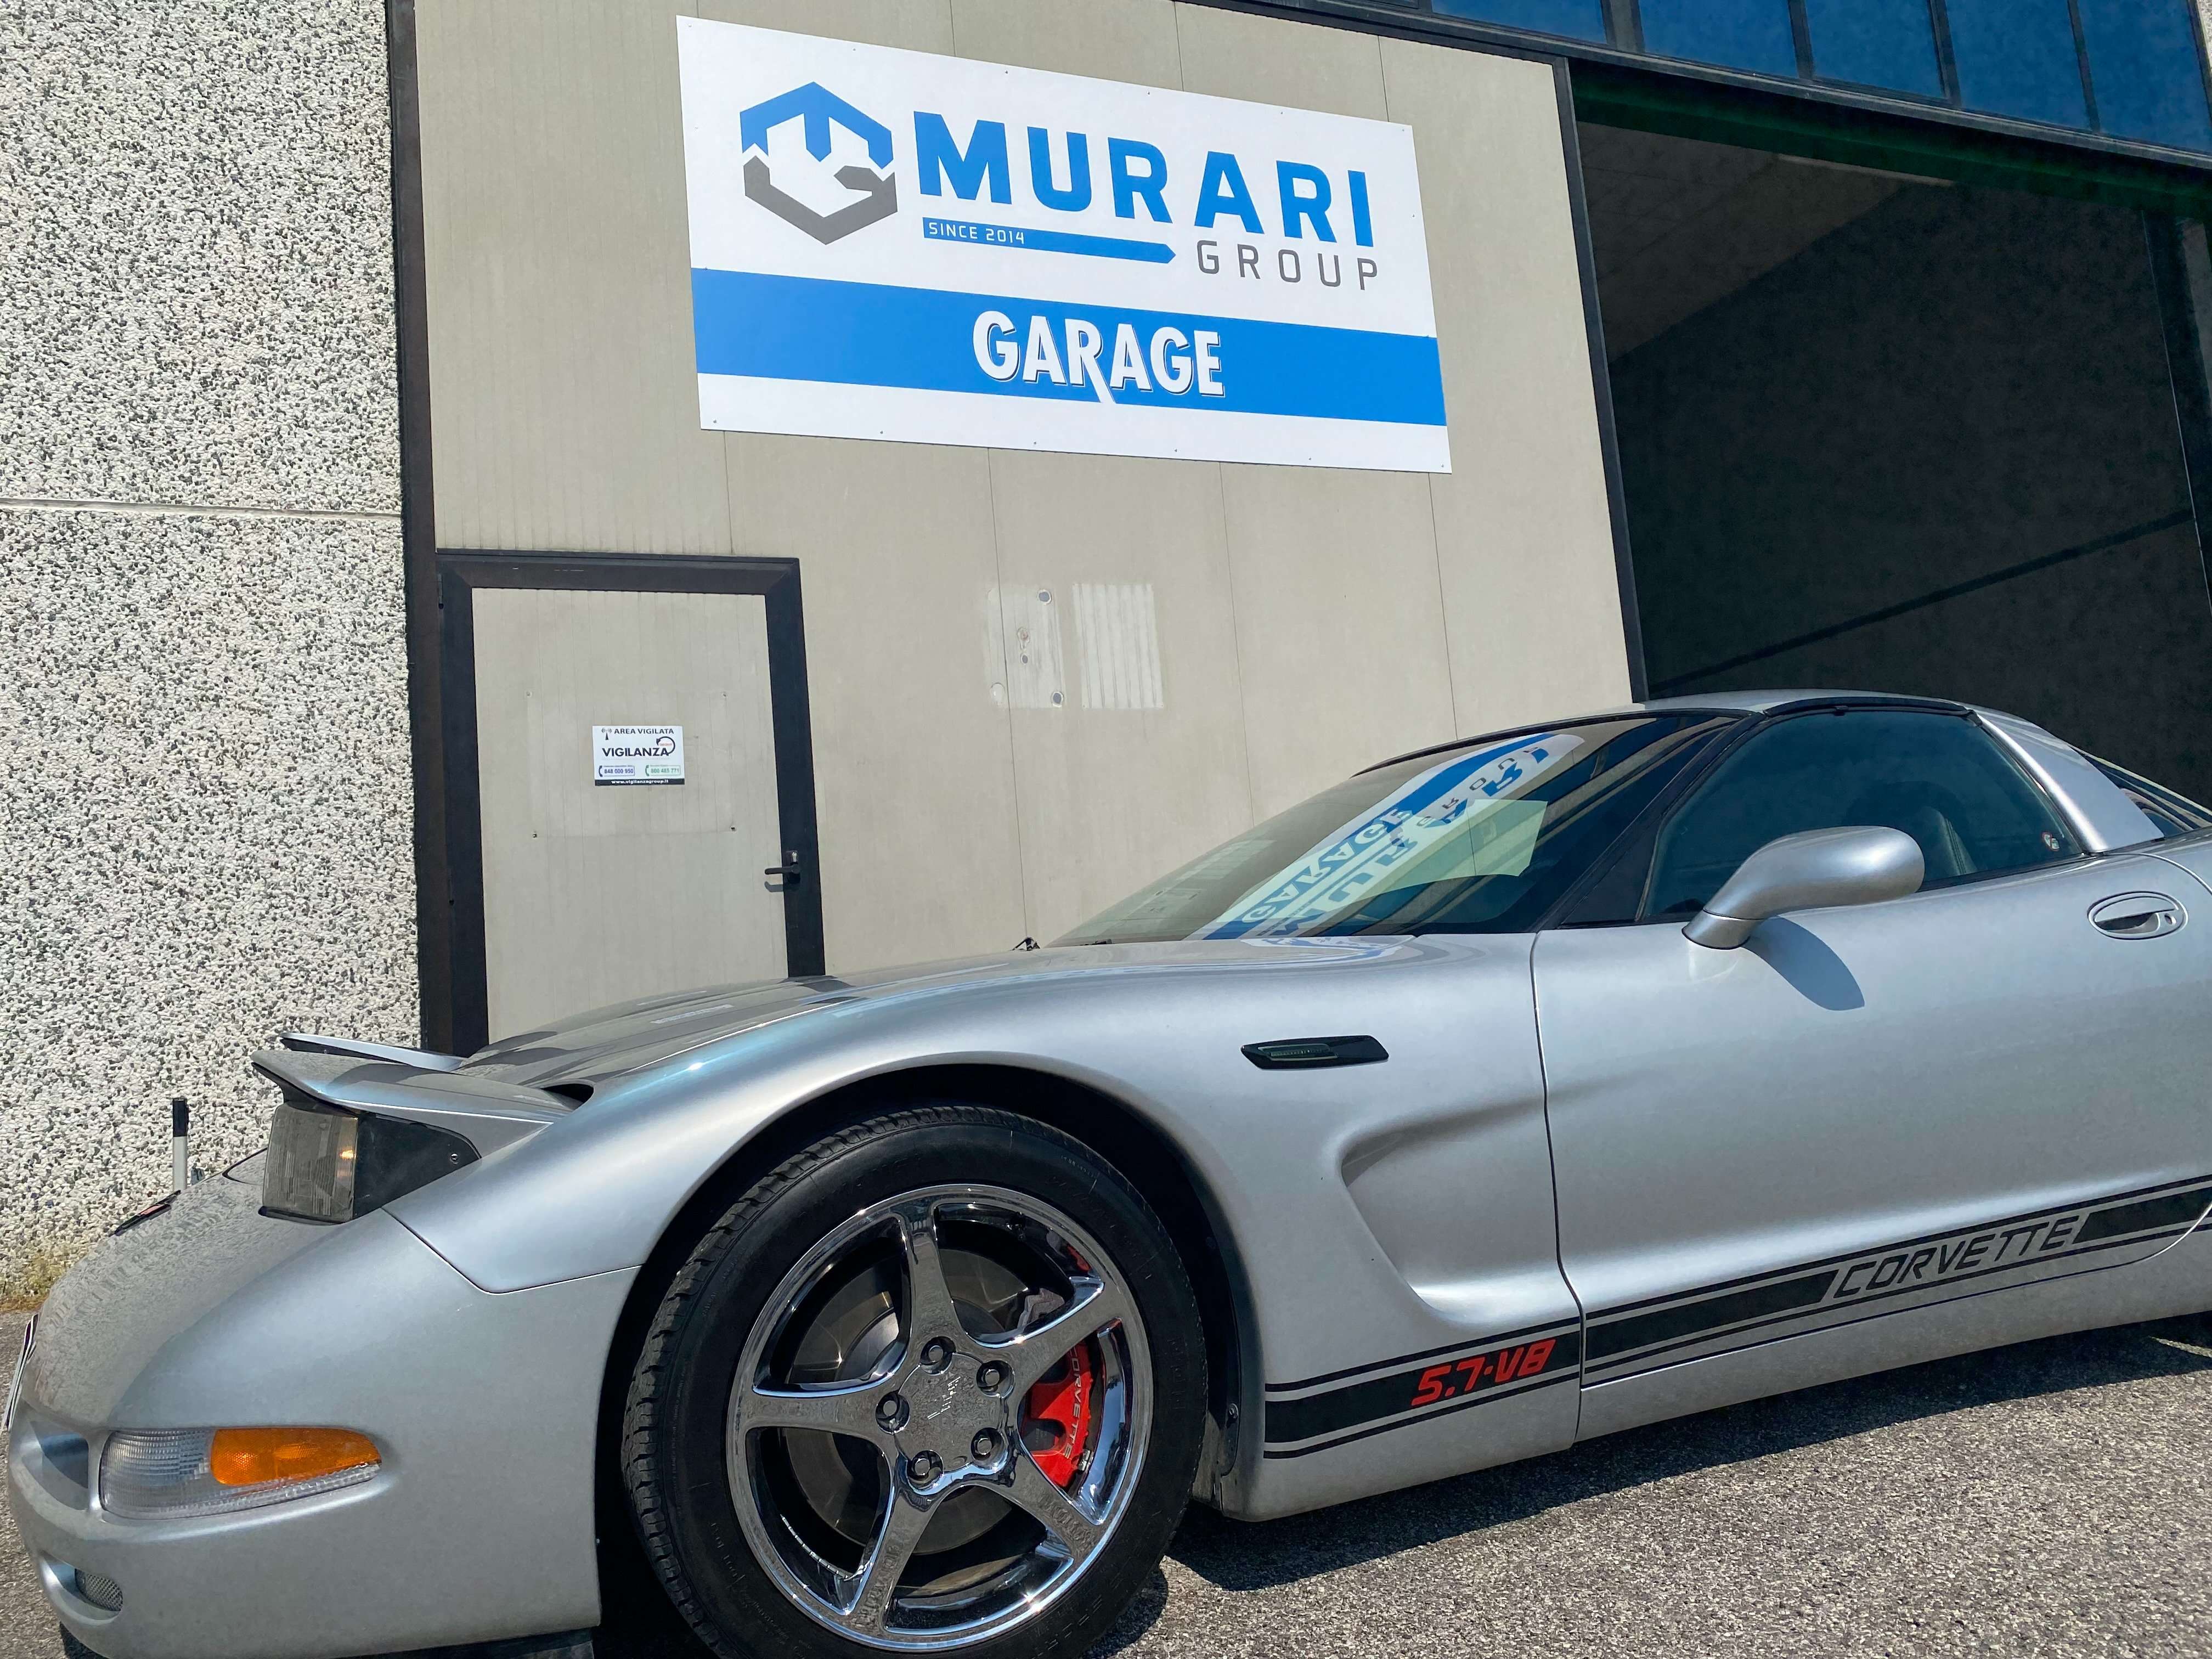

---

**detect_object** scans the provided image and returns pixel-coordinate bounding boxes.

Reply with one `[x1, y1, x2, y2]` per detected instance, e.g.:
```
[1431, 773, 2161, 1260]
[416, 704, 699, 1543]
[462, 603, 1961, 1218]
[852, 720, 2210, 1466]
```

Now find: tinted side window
[1643, 711, 2080, 919]
[2089, 757, 2212, 840]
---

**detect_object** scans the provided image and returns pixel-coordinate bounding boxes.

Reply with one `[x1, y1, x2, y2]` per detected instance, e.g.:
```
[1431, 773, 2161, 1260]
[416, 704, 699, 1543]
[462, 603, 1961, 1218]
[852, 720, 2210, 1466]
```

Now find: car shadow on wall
[1105, 1314, 2212, 1620]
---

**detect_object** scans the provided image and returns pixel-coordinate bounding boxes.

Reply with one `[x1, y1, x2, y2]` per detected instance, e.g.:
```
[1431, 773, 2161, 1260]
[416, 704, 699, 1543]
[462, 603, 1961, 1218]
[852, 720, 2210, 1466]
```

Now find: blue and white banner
[676, 19, 1449, 472]
[1200, 734, 1582, 938]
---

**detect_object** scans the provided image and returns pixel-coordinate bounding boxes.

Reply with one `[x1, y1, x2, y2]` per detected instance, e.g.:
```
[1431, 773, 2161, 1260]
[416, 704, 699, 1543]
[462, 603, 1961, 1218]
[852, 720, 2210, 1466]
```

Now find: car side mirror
[1684, 827, 1925, 950]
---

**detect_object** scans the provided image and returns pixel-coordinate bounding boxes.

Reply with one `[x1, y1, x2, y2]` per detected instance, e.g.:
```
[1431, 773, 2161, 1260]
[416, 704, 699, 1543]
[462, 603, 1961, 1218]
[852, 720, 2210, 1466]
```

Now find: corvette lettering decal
[1583, 1175, 2212, 1381]
[1260, 1176, 2212, 1460]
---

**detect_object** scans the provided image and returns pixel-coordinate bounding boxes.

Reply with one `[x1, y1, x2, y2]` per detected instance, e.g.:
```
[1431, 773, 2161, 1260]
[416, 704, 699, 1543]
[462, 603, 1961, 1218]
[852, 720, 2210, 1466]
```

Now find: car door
[1532, 706, 2212, 1434]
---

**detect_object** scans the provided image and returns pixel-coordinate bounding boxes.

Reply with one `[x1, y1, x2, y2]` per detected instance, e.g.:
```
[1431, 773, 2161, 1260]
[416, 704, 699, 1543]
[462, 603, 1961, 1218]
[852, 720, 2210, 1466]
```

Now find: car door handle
[2089, 892, 2185, 939]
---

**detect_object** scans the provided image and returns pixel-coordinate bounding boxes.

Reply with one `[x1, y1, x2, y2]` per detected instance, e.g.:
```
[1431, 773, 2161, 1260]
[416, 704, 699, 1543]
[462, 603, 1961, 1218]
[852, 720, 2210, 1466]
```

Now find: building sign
[594, 725, 686, 786]
[675, 19, 1448, 472]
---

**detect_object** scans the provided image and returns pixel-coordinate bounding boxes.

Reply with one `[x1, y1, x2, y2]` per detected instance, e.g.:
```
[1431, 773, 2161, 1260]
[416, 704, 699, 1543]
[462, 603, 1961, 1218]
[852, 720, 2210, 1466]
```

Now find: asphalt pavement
[7, 1307, 2211, 1658]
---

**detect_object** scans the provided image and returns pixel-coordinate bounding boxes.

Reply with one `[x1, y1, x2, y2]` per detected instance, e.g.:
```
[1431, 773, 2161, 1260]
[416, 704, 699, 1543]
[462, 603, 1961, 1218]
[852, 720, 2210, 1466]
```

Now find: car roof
[1624, 689, 1968, 716]
[1362, 691, 1976, 775]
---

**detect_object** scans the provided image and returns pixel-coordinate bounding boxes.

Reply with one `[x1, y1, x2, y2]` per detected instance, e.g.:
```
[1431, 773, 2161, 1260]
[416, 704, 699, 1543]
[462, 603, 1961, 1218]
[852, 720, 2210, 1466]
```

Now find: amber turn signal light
[208, 1427, 379, 1488]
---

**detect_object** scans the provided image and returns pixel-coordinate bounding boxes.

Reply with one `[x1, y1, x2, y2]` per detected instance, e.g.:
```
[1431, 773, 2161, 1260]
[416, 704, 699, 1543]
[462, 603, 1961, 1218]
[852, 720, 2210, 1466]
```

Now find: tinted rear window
[2090, 757, 2212, 840]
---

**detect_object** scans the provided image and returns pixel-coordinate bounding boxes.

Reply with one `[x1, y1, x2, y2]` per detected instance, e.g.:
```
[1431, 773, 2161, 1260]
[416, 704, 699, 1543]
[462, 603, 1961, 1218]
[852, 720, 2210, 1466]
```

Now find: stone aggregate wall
[0, 0, 414, 1282]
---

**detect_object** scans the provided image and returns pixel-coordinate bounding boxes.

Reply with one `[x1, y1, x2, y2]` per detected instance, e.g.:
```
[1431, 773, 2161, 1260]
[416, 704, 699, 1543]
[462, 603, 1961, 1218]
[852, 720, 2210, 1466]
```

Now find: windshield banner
[676, 19, 1447, 472]
[1200, 734, 1583, 939]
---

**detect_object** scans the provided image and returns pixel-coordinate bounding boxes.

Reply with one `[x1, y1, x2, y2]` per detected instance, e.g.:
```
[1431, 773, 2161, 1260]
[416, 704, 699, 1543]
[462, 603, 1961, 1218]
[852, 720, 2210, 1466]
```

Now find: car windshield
[1057, 714, 1735, 944]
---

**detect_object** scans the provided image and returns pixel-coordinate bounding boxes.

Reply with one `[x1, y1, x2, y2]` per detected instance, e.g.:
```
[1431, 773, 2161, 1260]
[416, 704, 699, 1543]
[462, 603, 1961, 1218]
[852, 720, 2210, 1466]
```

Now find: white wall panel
[949, 0, 1181, 87]
[1217, 464, 1459, 816]
[418, 0, 734, 555]
[415, 0, 1630, 976]
[1381, 38, 1633, 733]
[1172, 2, 1389, 117]
[725, 435, 1028, 968]
[985, 449, 1254, 940]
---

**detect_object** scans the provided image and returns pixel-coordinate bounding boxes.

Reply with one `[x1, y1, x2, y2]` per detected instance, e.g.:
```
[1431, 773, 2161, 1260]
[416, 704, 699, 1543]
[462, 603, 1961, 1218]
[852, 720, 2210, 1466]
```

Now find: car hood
[455, 938, 1413, 1088]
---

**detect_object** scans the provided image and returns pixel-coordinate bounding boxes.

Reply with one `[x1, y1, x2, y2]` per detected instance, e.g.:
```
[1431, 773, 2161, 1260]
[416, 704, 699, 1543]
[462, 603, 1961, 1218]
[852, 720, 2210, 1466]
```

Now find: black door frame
[433, 550, 826, 1054]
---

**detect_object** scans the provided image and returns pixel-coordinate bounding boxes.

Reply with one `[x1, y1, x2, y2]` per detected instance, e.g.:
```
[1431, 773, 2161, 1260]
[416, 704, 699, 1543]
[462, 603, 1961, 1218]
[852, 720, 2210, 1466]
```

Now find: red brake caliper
[1022, 1342, 1096, 1487]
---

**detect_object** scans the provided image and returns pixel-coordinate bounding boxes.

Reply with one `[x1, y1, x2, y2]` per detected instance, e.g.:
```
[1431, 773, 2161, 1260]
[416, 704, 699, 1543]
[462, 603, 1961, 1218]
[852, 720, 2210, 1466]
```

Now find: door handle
[764, 851, 803, 887]
[2089, 891, 2185, 939]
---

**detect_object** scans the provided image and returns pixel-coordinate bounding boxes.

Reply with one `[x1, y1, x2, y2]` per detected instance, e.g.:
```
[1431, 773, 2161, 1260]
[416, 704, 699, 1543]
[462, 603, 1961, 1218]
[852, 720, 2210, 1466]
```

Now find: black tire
[621, 1104, 1206, 1658]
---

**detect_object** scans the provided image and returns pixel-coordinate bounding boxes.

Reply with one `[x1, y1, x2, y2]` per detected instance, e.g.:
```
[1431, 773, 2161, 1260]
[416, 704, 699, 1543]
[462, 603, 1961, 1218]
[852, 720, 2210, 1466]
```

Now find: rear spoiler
[250, 1048, 574, 1159]
[280, 1031, 466, 1073]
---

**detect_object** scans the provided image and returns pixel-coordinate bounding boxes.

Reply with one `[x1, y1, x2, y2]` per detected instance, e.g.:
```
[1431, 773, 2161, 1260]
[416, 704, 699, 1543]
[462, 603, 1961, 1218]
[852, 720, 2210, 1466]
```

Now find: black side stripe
[1583, 1180, 2212, 1381]
[1586, 1269, 1836, 1362]
[1253, 1177, 2212, 1461]
[1584, 1229, 2200, 1389]
[2075, 1187, 2210, 1244]
[1587, 1172, 2212, 1324]
[1266, 1314, 1581, 1396]
[1584, 1226, 2198, 1379]
[1265, 1369, 1579, 1459]
[1268, 1330, 1581, 1446]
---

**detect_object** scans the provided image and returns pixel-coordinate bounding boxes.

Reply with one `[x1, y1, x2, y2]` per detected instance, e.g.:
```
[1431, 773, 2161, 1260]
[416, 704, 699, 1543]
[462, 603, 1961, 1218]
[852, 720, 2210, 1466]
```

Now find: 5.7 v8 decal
[1264, 1323, 1580, 1459]
[1408, 1338, 1559, 1408]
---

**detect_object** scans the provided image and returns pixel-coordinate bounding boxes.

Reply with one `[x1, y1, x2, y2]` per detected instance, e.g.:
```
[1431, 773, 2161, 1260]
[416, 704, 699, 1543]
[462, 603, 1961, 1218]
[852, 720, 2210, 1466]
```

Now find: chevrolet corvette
[10, 690, 2211, 1659]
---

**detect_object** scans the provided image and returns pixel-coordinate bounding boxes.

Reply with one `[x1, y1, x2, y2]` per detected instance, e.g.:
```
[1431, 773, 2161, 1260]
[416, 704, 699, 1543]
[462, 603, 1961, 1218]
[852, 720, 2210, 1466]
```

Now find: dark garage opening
[1582, 122, 2212, 801]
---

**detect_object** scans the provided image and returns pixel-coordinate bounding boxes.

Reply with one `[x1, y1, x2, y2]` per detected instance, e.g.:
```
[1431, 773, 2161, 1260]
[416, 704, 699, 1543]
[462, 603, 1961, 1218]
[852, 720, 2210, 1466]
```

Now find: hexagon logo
[739, 82, 899, 246]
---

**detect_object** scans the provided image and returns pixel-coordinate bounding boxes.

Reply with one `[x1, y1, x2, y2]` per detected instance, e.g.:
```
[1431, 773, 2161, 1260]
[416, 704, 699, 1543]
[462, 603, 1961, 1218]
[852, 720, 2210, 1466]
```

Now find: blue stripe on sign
[922, 217, 1176, 264]
[691, 269, 1447, 427]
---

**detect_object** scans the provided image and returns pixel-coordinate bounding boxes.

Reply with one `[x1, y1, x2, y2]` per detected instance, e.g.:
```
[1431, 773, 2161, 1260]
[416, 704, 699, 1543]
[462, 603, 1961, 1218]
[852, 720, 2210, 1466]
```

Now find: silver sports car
[12, 691, 2212, 1659]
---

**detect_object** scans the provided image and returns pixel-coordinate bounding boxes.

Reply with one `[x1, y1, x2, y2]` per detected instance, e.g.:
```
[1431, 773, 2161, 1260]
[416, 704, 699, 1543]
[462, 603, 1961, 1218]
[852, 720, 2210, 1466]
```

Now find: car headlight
[100, 1427, 380, 1519]
[260, 1097, 477, 1224]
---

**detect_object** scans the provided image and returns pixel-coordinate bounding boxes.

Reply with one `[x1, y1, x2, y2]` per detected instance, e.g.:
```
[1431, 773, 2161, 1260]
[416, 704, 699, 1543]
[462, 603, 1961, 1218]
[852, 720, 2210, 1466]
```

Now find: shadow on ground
[1134, 1314, 2212, 1611]
[15, 1310, 2204, 1659]
[599, 1314, 2212, 1656]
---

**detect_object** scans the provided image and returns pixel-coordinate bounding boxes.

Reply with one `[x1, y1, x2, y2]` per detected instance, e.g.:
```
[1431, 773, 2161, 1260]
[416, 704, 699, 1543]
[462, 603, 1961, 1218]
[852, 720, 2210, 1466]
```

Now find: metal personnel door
[439, 555, 822, 1051]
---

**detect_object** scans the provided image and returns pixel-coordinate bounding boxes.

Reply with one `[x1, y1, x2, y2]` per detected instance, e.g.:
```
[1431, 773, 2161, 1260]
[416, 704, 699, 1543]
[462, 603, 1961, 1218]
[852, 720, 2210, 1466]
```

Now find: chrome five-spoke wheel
[623, 1105, 1205, 1659]
[729, 1187, 1148, 1646]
